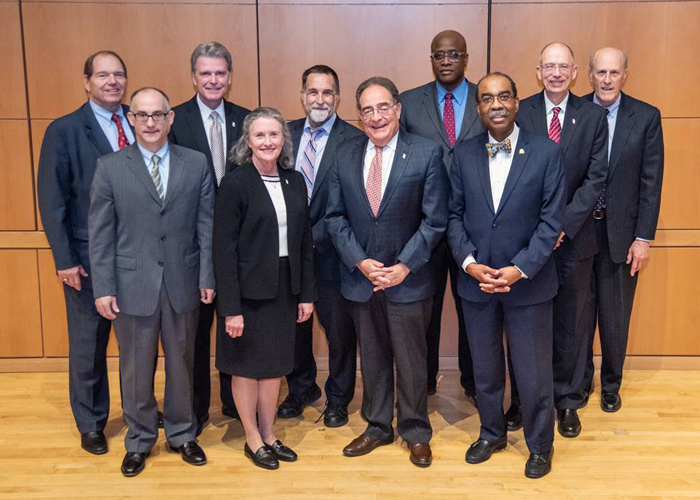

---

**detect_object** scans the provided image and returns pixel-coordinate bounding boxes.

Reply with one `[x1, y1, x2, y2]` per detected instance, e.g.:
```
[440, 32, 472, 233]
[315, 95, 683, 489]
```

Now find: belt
[592, 209, 606, 220]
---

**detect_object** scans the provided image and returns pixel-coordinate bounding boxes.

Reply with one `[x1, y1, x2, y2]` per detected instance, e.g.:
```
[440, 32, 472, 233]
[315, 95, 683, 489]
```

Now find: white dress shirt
[261, 174, 289, 257]
[544, 91, 570, 132]
[196, 94, 227, 153]
[363, 131, 399, 197]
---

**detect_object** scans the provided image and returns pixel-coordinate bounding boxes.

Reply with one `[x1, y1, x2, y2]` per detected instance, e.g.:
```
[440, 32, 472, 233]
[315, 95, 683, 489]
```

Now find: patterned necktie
[111, 113, 130, 150]
[594, 108, 611, 212]
[485, 138, 512, 158]
[366, 146, 383, 216]
[548, 106, 562, 144]
[209, 111, 225, 186]
[150, 154, 164, 201]
[300, 128, 321, 203]
[443, 93, 456, 147]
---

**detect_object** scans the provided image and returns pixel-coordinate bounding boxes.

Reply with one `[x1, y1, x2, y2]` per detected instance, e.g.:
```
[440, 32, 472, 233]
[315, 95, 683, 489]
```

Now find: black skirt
[216, 257, 297, 379]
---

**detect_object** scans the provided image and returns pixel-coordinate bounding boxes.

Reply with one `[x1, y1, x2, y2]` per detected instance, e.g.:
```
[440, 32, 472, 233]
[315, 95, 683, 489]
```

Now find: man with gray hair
[170, 41, 250, 431]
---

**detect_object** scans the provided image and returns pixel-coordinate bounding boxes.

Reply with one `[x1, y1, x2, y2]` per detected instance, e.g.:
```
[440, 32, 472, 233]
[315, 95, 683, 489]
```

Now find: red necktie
[111, 113, 130, 150]
[366, 146, 383, 216]
[548, 106, 562, 144]
[443, 93, 456, 147]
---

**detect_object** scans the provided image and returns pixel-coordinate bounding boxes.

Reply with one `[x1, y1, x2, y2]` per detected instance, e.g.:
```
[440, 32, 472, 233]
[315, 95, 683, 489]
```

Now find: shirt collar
[196, 94, 225, 123]
[89, 98, 125, 121]
[366, 130, 399, 154]
[436, 78, 468, 105]
[593, 92, 622, 118]
[544, 91, 569, 115]
[137, 142, 169, 165]
[488, 124, 520, 150]
[304, 112, 337, 137]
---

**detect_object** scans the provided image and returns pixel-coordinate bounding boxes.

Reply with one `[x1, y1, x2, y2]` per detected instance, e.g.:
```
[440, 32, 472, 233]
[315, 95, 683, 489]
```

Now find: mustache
[488, 109, 508, 119]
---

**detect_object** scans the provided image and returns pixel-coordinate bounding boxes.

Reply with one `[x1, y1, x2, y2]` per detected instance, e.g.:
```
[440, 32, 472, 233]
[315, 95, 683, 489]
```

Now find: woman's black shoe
[244, 443, 279, 470]
[265, 440, 298, 462]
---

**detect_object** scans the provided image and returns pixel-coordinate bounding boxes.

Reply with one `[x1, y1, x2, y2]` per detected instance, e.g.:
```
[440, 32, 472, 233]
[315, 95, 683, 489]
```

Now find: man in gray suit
[89, 87, 215, 477]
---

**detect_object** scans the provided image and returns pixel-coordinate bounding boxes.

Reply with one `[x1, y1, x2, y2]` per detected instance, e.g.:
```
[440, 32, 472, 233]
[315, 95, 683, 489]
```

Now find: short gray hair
[190, 41, 232, 73]
[355, 76, 400, 110]
[230, 107, 294, 169]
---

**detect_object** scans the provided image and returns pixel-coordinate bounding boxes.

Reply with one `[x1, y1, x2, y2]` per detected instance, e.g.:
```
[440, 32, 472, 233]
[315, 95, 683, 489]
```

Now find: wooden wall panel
[259, 4, 487, 121]
[0, 120, 36, 230]
[0, 250, 43, 357]
[0, 2, 27, 118]
[30, 119, 50, 231]
[22, 3, 258, 119]
[490, 2, 700, 118]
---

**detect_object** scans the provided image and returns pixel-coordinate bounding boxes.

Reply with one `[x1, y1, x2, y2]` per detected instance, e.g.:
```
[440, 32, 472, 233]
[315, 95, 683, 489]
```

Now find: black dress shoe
[465, 437, 507, 464]
[169, 440, 207, 466]
[222, 405, 240, 420]
[244, 443, 279, 470]
[81, 431, 108, 455]
[427, 385, 437, 396]
[195, 414, 209, 437]
[557, 409, 582, 438]
[601, 392, 622, 412]
[505, 404, 523, 432]
[157, 411, 164, 429]
[324, 405, 349, 428]
[121, 451, 149, 477]
[266, 440, 297, 462]
[525, 448, 553, 478]
[277, 385, 322, 419]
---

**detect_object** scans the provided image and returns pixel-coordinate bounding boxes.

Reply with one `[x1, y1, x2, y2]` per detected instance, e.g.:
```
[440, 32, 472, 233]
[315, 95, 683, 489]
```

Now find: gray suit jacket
[89, 143, 215, 316]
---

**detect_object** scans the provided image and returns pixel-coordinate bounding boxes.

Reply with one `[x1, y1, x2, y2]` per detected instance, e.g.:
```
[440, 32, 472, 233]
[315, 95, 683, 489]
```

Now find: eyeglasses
[541, 63, 572, 74]
[359, 103, 397, 120]
[130, 111, 169, 123]
[430, 51, 466, 62]
[304, 89, 336, 99]
[478, 93, 516, 105]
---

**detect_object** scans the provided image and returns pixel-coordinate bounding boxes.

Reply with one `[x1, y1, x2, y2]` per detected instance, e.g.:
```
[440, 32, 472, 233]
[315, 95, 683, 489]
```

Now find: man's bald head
[430, 30, 469, 90]
[536, 42, 578, 104]
[588, 47, 629, 107]
[431, 30, 467, 53]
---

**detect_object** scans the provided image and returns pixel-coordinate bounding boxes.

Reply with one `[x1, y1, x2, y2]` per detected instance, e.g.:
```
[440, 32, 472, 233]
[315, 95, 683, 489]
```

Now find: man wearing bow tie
[447, 72, 565, 478]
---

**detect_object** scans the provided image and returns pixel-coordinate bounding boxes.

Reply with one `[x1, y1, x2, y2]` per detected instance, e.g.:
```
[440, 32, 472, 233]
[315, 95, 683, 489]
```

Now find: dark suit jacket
[399, 80, 485, 171]
[89, 143, 215, 316]
[213, 163, 317, 317]
[447, 129, 566, 306]
[583, 91, 664, 263]
[289, 116, 364, 281]
[38, 101, 131, 274]
[326, 132, 449, 303]
[517, 91, 608, 260]
[169, 96, 250, 182]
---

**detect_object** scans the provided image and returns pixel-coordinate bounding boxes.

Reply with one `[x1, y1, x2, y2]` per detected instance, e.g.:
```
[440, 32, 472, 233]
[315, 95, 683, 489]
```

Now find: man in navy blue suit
[447, 72, 566, 478]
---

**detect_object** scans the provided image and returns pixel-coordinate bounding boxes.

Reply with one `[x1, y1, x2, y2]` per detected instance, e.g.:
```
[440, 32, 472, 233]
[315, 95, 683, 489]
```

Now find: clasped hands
[358, 259, 410, 292]
[466, 263, 522, 294]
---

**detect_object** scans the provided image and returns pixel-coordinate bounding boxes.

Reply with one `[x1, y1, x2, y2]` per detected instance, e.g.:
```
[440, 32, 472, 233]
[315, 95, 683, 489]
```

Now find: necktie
[548, 106, 562, 144]
[443, 93, 456, 147]
[209, 111, 225, 186]
[111, 113, 130, 150]
[150, 154, 164, 201]
[485, 138, 512, 158]
[300, 128, 321, 203]
[594, 108, 611, 212]
[366, 146, 383, 216]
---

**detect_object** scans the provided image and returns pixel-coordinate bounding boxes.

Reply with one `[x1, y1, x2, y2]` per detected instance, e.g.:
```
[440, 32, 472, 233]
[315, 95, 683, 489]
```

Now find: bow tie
[485, 138, 512, 158]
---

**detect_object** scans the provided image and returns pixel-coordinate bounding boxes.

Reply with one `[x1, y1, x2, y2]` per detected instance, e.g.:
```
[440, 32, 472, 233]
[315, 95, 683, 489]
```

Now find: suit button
[160, 236, 166, 241]
[374, 221, 379, 226]
[160, 210, 165, 216]
[158, 261, 163, 266]
[374, 246, 380, 251]
[492, 223, 497, 229]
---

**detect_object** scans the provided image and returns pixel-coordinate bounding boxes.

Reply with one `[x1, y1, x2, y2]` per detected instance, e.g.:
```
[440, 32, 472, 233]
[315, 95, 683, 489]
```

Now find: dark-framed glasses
[130, 111, 169, 123]
[359, 103, 397, 120]
[479, 92, 515, 105]
[430, 51, 466, 62]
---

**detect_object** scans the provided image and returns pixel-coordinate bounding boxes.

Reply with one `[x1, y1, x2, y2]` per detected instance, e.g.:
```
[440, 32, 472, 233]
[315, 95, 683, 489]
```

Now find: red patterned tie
[366, 146, 383, 216]
[443, 93, 456, 147]
[111, 113, 130, 150]
[548, 106, 562, 144]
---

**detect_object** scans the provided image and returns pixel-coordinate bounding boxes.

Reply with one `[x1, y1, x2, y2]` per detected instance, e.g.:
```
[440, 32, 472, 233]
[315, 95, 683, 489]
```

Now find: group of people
[37, 29, 664, 480]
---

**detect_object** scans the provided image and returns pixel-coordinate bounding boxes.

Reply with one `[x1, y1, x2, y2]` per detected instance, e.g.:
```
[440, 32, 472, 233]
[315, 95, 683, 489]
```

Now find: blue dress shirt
[137, 142, 170, 198]
[89, 99, 135, 152]
[294, 113, 337, 175]
[436, 78, 469, 139]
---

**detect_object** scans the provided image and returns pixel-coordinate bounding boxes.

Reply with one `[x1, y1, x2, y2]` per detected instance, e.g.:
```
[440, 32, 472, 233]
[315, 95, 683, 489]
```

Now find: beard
[307, 106, 333, 124]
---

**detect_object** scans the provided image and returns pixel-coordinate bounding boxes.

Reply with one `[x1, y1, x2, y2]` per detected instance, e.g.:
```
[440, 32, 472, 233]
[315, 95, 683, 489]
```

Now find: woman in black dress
[213, 107, 316, 469]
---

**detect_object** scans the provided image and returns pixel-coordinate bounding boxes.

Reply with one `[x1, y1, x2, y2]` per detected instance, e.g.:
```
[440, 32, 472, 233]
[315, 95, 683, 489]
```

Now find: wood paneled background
[0, 0, 698, 364]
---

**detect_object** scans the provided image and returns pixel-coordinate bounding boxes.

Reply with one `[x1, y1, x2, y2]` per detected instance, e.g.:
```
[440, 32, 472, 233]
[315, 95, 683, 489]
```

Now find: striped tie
[210, 111, 225, 186]
[300, 128, 321, 203]
[150, 154, 164, 201]
[548, 106, 562, 144]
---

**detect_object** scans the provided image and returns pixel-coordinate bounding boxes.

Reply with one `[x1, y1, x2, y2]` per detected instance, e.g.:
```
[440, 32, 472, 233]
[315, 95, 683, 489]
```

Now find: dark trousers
[350, 292, 433, 444]
[286, 278, 357, 406]
[114, 284, 199, 453]
[583, 219, 639, 395]
[427, 239, 475, 395]
[463, 297, 555, 454]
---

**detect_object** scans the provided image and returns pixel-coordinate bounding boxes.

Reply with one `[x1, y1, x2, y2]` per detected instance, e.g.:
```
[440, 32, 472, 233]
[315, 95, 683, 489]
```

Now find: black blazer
[169, 95, 250, 183]
[517, 91, 608, 261]
[213, 163, 317, 316]
[289, 116, 364, 281]
[583, 91, 664, 263]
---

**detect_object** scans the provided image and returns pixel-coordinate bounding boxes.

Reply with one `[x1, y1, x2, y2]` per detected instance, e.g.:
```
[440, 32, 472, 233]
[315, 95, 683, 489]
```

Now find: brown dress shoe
[342, 433, 393, 457]
[409, 443, 432, 467]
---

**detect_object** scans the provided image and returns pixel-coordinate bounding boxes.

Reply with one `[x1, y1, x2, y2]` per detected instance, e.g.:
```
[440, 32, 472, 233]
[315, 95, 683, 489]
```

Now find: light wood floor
[1, 369, 699, 500]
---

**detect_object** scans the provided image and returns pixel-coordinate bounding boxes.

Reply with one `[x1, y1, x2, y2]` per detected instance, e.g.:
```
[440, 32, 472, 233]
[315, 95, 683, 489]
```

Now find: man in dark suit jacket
[326, 77, 449, 467]
[448, 72, 566, 478]
[277, 65, 364, 427]
[399, 30, 484, 399]
[169, 42, 250, 430]
[583, 47, 664, 412]
[37, 50, 134, 456]
[509, 42, 608, 438]
[90, 87, 215, 477]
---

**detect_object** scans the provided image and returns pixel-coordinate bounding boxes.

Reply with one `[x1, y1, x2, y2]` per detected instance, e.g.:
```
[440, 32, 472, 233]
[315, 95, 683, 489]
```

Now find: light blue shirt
[436, 78, 468, 139]
[137, 143, 170, 198]
[593, 93, 622, 162]
[294, 113, 337, 175]
[89, 99, 135, 152]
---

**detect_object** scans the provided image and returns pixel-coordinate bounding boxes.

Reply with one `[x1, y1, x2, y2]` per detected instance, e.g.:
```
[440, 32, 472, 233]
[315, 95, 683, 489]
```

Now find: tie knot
[210, 111, 220, 121]
[445, 93, 454, 102]
[111, 113, 121, 124]
[152, 154, 161, 167]
[485, 138, 512, 158]
[308, 128, 323, 140]
[605, 108, 610, 116]
[374, 145, 383, 157]
[552, 106, 561, 118]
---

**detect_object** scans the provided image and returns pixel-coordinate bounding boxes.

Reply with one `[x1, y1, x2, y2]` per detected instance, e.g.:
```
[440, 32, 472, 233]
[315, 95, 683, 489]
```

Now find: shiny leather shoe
[121, 451, 149, 477]
[525, 448, 553, 479]
[601, 392, 622, 412]
[409, 443, 432, 467]
[266, 440, 297, 462]
[557, 409, 582, 438]
[170, 440, 207, 466]
[427, 385, 437, 396]
[505, 404, 523, 432]
[195, 414, 209, 437]
[342, 433, 393, 457]
[244, 443, 279, 470]
[324, 405, 349, 428]
[157, 411, 164, 429]
[222, 405, 240, 420]
[277, 385, 322, 419]
[580, 380, 595, 408]
[81, 431, 108, 455]
[465, 437, 507, 464]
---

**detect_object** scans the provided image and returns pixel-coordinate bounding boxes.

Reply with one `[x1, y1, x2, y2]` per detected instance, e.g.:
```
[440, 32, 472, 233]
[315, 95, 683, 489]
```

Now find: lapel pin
[285, 179, 289, 185]
[572, 118, 576, 125]
[402, 153, 406, 159]
[232, 121, 236, 128]
[519, 148, 525, 155]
